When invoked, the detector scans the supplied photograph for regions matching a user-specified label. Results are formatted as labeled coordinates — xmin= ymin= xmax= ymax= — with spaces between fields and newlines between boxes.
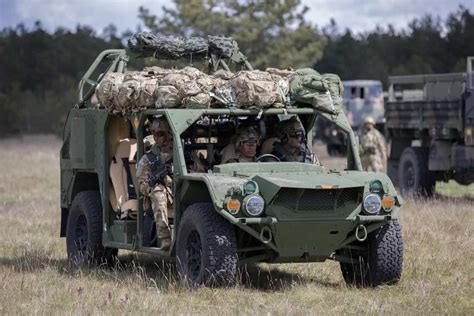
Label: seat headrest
xmin=115 ymin=138 xmax=137 ymax=162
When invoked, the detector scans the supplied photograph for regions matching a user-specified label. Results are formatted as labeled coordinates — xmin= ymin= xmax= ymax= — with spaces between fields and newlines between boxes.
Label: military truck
xmin=385 ymin=57 xmax=474 ymax=196
xmin=60 ymin=34 xmax=403 ymax=287
xmin=318 ymin=80 xmax=385 ymax=156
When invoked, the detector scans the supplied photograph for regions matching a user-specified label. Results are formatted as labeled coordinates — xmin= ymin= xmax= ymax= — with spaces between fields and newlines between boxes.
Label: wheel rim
xmin=186 ymin=230 xmax=202 ymax=284
xmin=402 ymin=160 xmax=416 ymax=191
xmin=74 ymin=214 xmax=88 ymax=253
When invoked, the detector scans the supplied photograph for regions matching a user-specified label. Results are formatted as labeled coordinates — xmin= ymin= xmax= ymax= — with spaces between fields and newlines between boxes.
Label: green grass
xmin=1 ymin=135 xmax=473 ymax=314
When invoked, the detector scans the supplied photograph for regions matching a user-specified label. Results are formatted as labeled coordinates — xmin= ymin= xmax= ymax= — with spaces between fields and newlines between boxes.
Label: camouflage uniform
xmin=271 ymin=117 xmax=315 ymax=163
xmin=358 ymin=117 xmax=387 ymax=172
xmin=136 ymin=118 xmax=173 ymax=248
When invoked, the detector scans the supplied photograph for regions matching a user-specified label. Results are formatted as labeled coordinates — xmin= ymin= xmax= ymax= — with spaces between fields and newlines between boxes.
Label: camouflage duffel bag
xmin=289 ymin=68 xmax=342 ymax=113
xmin=231 ymin=70 xmax=285 ymax=108
xmin=95 ymin=72 xmax=125 ymax=113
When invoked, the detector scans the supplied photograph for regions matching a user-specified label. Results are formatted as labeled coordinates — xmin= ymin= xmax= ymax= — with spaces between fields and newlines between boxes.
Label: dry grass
xmin=1 ymin=135 xmax=473 ymax=315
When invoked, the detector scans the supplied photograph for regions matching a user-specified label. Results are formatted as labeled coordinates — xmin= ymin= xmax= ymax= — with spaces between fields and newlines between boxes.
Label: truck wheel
xmin=398 ymin=147 xmax=435 ymax=197
xmin=176 ymin=203 xmax=237 ymax=287
xmin=340 ymin=220 xmax=403 ymax=287
xmin=66 ymin=191 xmax=117 ymax=267
xmin=387 ymin=159 xmax=399 ymax=187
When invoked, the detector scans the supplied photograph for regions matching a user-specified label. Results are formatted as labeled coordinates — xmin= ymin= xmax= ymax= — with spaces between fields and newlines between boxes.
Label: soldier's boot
xmin=159 ymin=237 xmax=171 ymax=250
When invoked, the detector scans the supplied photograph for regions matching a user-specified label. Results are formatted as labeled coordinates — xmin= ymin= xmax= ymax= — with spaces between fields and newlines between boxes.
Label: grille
xmin=272 ymin=187 xmax=361 ymax=211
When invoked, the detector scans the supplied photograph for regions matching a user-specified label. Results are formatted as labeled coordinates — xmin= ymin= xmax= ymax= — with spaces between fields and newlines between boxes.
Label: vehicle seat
xmin=110 ymin=138 xmax=138 ymax=219
xmin=220 ymin=143 xmax=236 ymax=163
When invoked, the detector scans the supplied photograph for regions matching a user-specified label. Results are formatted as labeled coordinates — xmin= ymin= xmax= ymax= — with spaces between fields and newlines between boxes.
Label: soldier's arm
xmin=137 ymin=156 xmax=152 ymax=195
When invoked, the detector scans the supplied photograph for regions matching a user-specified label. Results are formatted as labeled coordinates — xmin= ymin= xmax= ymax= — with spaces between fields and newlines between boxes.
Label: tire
xmin=66 ymin=191 xmax=117 ymax=267
xmin=387 ymin=159 xmax=399 ymax=187
xmin=176 ymin=203 xmax=238 ymax=287
xmin=398 ymin=147 xmax=435 ymax=197
xmin=340 ymin=220 xmax=403 ymax=287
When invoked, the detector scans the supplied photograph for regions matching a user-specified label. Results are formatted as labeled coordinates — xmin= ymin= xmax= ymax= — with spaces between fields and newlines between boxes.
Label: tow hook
xmin=355 ymin=224 xmax=368 ymax=242
xmin=260 ymin=226 xmax=273 ymax=244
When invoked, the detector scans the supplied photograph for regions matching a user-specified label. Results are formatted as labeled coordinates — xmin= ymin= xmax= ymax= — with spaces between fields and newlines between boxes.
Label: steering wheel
xmin=256 ymin=154 xmax=281 ymax=162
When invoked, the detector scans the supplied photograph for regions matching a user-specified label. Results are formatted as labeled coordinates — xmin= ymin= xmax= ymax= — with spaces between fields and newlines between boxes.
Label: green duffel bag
xmin=322 ymin=73 xmax=344 ymax=109
xmin=290 ymin=68 xmax=342 ymax=113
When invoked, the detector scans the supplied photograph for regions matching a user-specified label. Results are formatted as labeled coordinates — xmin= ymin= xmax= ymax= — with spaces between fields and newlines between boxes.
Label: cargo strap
xmin=120 ymin=158 xmax=137 ymax=200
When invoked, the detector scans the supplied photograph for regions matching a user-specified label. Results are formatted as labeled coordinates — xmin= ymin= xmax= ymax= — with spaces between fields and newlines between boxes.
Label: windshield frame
xmin=134 ymin=107 xmax=362 ymax=176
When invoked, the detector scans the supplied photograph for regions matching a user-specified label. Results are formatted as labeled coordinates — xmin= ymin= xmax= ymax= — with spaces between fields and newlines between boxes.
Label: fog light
xmin=226 ymin=198 xmax=241 ymax=215
xmin=381 ymin=195 xmax=396 ymax=211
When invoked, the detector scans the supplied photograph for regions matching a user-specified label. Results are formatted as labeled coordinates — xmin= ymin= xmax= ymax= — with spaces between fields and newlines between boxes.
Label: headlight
xmin=363 ymin=194 xmax=381 ymax=214
xmin=243 ymin=195 xmax=265 ymax=216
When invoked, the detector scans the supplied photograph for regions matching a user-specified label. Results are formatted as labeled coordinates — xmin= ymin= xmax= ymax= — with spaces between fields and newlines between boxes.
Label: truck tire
xmin=387 ymin=159 xmax=399 ymax=187
xmin=340 ymin=220 xmax=403 ymax=287
xmin=176 ymin=203 xmax=237 ymax=287
xmin=398 ymin=147 xmax=435 ymax=197
xmin=66 ymin=191 xmax=117 ymax=267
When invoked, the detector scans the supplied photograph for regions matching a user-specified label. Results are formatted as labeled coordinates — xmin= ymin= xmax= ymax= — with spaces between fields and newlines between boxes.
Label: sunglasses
xmin=289 ymin=131 xmax=304 ymax=138
xmin=154 ymin=131 xmax=167 ymax=137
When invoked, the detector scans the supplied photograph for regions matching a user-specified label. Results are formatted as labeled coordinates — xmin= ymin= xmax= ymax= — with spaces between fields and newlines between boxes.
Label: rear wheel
xmin=340 ymin=220 xmax=403 ymax=287
xmin=176 ymin=203 xmax=237 ymax=287
xmin=398 ymin=147 xmax=435 ymax=197
xmin=66 ymin=191 xmax=117 ymax=267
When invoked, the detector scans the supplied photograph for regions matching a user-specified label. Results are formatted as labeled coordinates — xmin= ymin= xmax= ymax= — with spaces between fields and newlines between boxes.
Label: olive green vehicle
xmin=386 ymin=57 xmax=474 ymax=196
xmin=60 ymin=47 xmax=403 ymax=287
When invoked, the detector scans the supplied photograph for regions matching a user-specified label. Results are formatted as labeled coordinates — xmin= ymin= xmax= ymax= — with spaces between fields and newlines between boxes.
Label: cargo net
xmin=127 ymin=32 xmax=241 ymax=60
xmin=95 ymin=66 xmax=343 ymax=116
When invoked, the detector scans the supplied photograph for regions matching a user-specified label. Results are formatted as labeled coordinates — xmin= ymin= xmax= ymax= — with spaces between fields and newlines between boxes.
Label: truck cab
xmin=385 ymin=57 xmax=474 ymax=196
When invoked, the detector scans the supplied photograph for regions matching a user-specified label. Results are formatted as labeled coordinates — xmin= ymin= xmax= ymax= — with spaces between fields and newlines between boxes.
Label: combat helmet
xmin=276 ymin=117 xmax=305 ymax=141
xmin=149 ymin=116 xmax=171 ymax=134
xmin=364 ymin=116 xmax=375 ymax=125
xmin=235 ymin=126 xmax=260 ymax=145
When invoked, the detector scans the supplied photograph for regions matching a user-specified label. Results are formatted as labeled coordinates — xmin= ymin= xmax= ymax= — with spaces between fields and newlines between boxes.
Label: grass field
xmin=1 ymin=135 xmax=473 ymax=314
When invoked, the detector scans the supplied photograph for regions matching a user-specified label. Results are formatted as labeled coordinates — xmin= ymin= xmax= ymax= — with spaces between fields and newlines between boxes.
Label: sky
xmin=0 ymin=0 xmax=472 ymax=35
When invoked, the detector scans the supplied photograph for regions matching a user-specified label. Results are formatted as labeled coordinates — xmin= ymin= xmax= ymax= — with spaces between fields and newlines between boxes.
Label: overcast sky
xmin=0 ymin=0 xmax=472 ymax=35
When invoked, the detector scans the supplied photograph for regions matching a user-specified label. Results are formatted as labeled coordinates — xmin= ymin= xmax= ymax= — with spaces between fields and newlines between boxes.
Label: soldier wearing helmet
xmin=137 ymin=116 xmax=174 ymax=250
xmin=223 ymin=126 xmax=259 ymax=163
xmin=358 ymin=116 xmax=387 ymax=172
xmin=271 ymin=117 xmax=315 ymax=163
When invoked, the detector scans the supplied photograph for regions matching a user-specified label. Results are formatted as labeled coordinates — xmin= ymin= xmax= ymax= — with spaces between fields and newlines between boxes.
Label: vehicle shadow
xmin=238 ymin=263 xmax=341 ymax=291
xmin=0 ymin=252 xmax=340 ymax=291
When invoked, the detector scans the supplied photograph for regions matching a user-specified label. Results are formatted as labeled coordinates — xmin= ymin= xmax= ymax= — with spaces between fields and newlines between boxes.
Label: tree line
xmin=0 ymin=1 xmax=472 ymax=136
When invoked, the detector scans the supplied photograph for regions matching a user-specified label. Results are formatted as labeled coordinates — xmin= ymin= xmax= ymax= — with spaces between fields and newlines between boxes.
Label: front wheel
xmin=176 ymin=203 xmax=237 ymax=287
xmin=340 ymin=220 xmax=403 ymax=287
xmin=66 ymin=191 xmax=117 ymax=267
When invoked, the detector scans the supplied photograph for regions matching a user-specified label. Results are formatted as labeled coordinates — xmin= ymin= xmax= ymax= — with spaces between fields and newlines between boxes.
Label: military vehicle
xmin=60 ymin=33 xmax=403 ymax=287
xmin=318 ymin=80 xmax=385 ymax=156
xmin=385 ymin=57 xmax=474 ymax=196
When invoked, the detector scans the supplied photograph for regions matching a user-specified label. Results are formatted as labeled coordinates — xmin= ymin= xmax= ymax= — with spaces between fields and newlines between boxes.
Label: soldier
xmin=358 ymin=116 xmax=387 ymax=172
xmin=137 ymin=117 xmax=173 ymax=250
xmin=223 ymin=126 xmax=259 ymax=163
xmin=271 ymin=117 xmax=315 ymax=163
